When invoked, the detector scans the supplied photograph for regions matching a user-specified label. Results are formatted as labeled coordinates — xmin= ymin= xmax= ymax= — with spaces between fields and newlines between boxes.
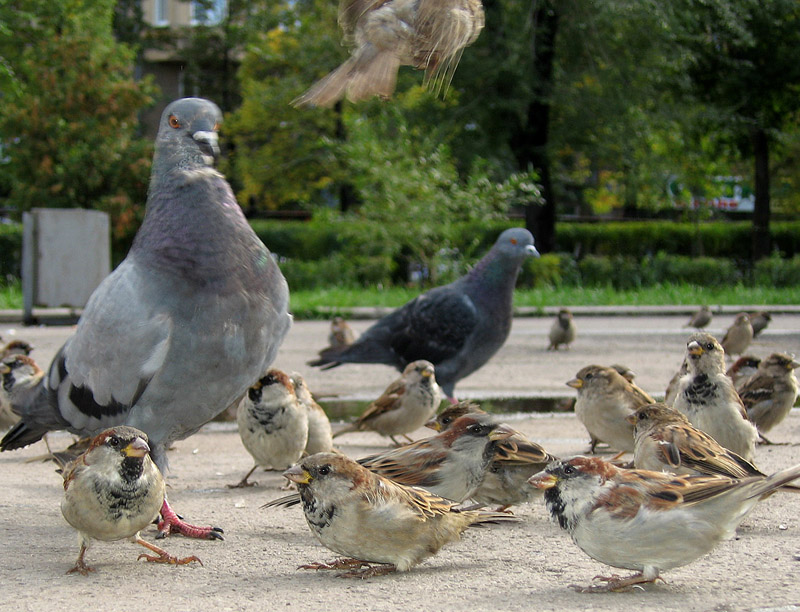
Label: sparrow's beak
xmin=625 ymin=413 xmax=638 ymax=426
xmin=526 ymin=245 xmax=540 ymax=258
xmin=687 ymin=341 xmax=703 ymax=357
xmin=421 ymin=368 xmax=434 ymax=378
xmin=123 ymin=437 xmax=151 ymax=458
xmin=283 ymin=465 xmax=312 ymax=485
xmin=424 ymin=417 xmax=442 ymax=432
xmin=528 ymin=471 xmax=557 ymax=490
xmin=0 ymin=363 xmax=9 ymax=375
xmin=566 ymin=378 xmax=583 ymax=389
xmin=789 ymin=359 xmax=800 ymax=370
xmin=488 ymin=423 xmax=516 ymax=442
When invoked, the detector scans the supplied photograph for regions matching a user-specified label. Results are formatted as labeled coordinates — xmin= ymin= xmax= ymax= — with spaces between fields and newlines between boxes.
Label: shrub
xmin=0 ymin=223 xmax=23 ymax=281
xmin=754 ymin=253 xmax=800 ymax=287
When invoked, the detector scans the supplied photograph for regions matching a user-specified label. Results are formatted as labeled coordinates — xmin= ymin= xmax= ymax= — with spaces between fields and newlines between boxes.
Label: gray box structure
xmin=22 ymin=208 xmax=110 ymax=321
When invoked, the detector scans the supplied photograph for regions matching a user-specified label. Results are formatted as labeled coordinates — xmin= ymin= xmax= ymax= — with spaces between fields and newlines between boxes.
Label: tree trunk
xmin=751 ymin=127 xmax=771 ymax=260
xmin=335 ymin=101 xmax=358 ymax=212
xmin=510 ymin=1 xmax=559 ymax=253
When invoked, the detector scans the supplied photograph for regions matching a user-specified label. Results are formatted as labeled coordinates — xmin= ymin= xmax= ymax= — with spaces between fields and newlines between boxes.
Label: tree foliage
xmin=0 ymin=0 xmax=156 ymax=238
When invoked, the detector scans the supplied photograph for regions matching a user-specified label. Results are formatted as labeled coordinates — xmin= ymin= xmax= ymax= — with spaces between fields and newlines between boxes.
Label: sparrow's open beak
xmin=123 ymin=437 xmax=150 ymax=458
xmin=488 ymin=423 xmax=516 ymax=442
xmin=566 ymin=378 xmax=583 ymax=389
xmin=283 ymin=465 xmax=312 ymax=485
xmin=528 ymin=471 xmax=557 ymax=489
xmin=687 ymin=341 xmax=704 ymax=357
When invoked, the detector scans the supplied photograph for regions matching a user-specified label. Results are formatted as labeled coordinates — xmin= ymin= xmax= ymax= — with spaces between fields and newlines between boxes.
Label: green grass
xmin=4 ymin=281 xmax=796 ymax=317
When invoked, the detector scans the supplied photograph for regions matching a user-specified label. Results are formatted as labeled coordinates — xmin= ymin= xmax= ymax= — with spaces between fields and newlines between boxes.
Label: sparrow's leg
xmin=227 ymin=464 xmax=259 ymax=488
xmin=156 ymin=498 xmax=224 ymax=540
xmin=338 ymin=563 xmax=397 ymax=579
xmin=299 ymin=557 xmax=370 ymax=571
xmin=572 ymin=572 xmax=663 ymax=592
xmin=66 ymin=543 xmax=94 ymax=576
xmin=135 ymin=535 xmax=202 ymax=566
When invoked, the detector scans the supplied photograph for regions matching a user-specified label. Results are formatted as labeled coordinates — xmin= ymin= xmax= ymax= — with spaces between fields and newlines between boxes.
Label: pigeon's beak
xmin=566 ymin=377 xmax=582 ymax=389
xmin=283 ymin=465 xmax=312 ymax=485
xmin=528 ymin=471 xmax=557 ymax=490
xmin=123 ymin=437 xmax=151 ymax=458
xmin=193 ymin=130 xmax=220 ymax=166
xmin=526 ymin=245 xmax=540 ymax=258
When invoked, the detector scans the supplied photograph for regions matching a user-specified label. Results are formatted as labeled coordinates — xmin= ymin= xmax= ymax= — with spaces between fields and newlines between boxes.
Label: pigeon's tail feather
xmin=308 ymin=336 xmax=399 ymax=370
xmin=0 ymin=419 xmax=49 ymax=451
xmin=1 ymin=380 xmax=68 ymax=451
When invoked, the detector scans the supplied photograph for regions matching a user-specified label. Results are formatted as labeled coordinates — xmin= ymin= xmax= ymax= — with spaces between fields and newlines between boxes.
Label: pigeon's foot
xmin=157 ymin=499 xmax=224 ymax=540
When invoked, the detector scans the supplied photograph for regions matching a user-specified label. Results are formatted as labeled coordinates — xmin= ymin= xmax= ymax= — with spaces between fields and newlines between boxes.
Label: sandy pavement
xmin=1 ymin=313 xmax=799 ymax=611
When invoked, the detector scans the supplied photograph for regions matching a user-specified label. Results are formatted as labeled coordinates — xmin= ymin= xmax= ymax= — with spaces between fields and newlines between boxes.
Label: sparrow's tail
xmin=293 ymin=44 xmax=401 ymax=108
xmin=750 ymin=464 xmax=800 ymax=499
xmin=331 ymin=423 xmax=359 ymax=439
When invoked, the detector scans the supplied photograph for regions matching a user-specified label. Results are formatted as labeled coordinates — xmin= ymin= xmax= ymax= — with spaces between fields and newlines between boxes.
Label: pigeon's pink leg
xmin=157 ymin=499 xmax=224 ymax=540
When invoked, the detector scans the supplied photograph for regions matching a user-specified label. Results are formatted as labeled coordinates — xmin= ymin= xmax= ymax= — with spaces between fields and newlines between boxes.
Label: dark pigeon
xmin=309 ymin=228 xmax=538 ymax=398
xmin=1 ymin=98 xmax=291 ymax=538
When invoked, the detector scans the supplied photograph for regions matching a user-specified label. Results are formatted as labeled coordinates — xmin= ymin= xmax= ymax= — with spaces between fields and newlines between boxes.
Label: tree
xmin=0 ymin=0 xmax=155 ymax=238
xmin=665 ymin=0 xmax=800 ymax=259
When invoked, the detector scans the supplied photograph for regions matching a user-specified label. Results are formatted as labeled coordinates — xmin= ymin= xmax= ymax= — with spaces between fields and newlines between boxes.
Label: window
xmin=154 ymin=0 xmax=169 ymax=26
xmin=191 ymin=0 xmax=227 ymax=25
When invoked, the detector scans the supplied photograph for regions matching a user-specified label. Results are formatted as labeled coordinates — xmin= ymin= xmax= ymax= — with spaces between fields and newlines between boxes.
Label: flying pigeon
xmin=1 ymin=98 xmax=291 ymax=539
xmin=309 ymin=228 xmax=538 ymax=399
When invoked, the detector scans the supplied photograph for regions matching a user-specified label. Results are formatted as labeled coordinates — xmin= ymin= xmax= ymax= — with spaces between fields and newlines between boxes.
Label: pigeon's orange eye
xmin=510 ymin=238 xmax=517 ymax=245
xmin=169 ymin=115 xmax=181 ymax=129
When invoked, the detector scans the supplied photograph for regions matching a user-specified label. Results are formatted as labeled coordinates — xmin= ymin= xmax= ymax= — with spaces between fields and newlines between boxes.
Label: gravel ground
xmin=1 ymin=313 xmax=799 ymax=611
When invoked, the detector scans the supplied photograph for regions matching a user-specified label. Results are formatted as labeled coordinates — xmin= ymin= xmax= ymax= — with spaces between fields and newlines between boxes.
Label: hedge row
xmin=3 ymin=218 xmax=800 ymax=288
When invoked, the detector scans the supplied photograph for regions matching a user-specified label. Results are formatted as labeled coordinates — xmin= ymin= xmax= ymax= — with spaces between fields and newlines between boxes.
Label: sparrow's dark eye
xmin=585 ymin=373 xmax=593 ymax=380
xmin=317 ymin=465 xmax=331 ymax=476
xmin=442 ymin=417 xmax=453 ymax=425
xmin=705 ymin=343 xmax=714 ymax=350
xmin=107 ymin=435 xmax=120 ymax=447
xmin=639 ymin=412 xmax=648 ymax=420
xmin=563 ymin=465 xmax=576 ymax=475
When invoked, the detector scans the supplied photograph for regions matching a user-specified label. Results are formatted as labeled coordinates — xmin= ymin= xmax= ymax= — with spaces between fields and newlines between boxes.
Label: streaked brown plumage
xmin=737 ymin=353 xmax=799 ymax=437
xmin=294 ymin=0 xmax=485 ymax=108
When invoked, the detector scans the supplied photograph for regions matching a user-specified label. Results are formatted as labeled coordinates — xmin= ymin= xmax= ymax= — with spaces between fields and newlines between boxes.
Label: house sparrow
xmin=333 ymin=360 xmax=441 ymax=445
xmin=291 ymin=372 xmax=334 ymax=455
xmin=230 ymin=369 xmax=309 ymax=488
xmin=357 ymin=414 xmax=515 ymax=503
xmin=1 ymin=339 xmax=34 ymax=359
xmin=610 ymin=364 xmax=636 ymax=383
xmin=737 ymin=353 xmax=800 ymax=439
xmin=528 ymin=455 xmax=800 ymax=592
xmin=267 ymin=452 xmax=516 ymax=577
xmin=627 ymin=402 xmax=800 ymax=491
xmin=60 ymin=426 xmax=200 ymax=575
xmin=663 ymin=358 xmax=688 ymax=407
xmin=720 ymin=313 xmax=753 ymax=357
xmin=293 ymin=0 xmax=485 ymax=108
xmin=424 ymin=403 xmax=555 ymax=509
xmin=547 ymin=308 xmax=576 ymax=350
xmin=749 ymin=311 xmax=772 ymax=338
xmin=684 ymin=305 xmax=712 ymax=329
xmin=672 ymin=333 xmax=758 ymax=461
xmin=0 ymin=354 xmax=45 ymax=430
xmin=727 ymin=355 xmax=761 ymax=392
xmin=423 ymin=400 xmax=485 ymax=432
xmin=568 ymin=365 xmax=655 ymax=454
xmin=329 ymin=316 xmax=356 ymax=350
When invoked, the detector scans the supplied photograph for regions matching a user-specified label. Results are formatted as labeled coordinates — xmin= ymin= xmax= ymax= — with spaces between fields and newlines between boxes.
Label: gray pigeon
xmin=308 ymin=228 xmax=538 ymax=398
xmin=1 ymin=98 xmax=291 ymax=539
